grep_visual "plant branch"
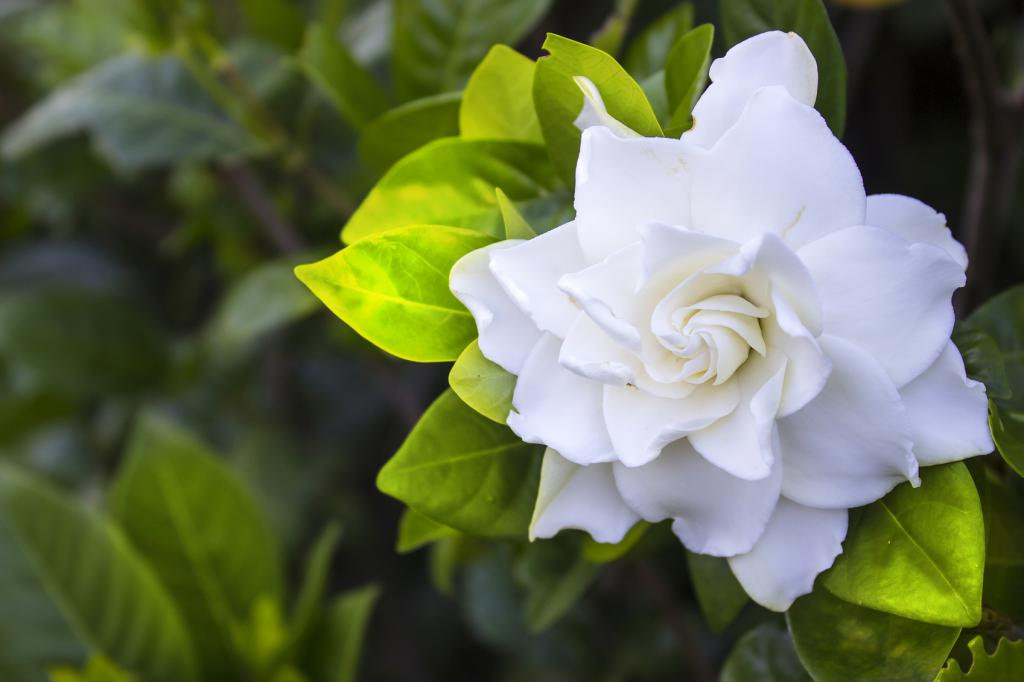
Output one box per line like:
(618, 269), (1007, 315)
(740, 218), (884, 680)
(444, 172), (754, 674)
(221, 163), (307, 254)
(946, 0), (1024, 312)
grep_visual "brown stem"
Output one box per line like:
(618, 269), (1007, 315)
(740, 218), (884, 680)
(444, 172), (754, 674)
(221, 164), (307, 254)
(946, 0), (1023, 313)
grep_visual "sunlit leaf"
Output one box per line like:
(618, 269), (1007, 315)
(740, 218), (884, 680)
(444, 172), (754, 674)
(460, 45), (543, 144)
(397, 507), (459, 553)
(664, 24), (713, 134)
(971, 465), (1024, 621)
(823, 463), (984, 627)
(534, 33), (663, 185)
(449, 340), (515, 424)
(358, 92), (461, 172)
(296, 226), (493, 362)
(936, 635), (1024, 680)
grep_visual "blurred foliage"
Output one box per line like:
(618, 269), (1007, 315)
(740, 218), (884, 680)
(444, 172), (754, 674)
(0, 1), (1023, 681)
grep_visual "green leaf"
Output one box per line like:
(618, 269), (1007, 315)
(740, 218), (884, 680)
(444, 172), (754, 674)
(720, 622), (811, 682)
(207, 255), (320, 358)
(0, 289), (166, 400)
(460, 45), (543, 144)
(588, 0), (640, 57)
(937, 635), (1024, 680)
(686, 551), (748, 632)
(0, 463), (196, 682)
(289, 523), (342, 653)
(449, 340), (516, 424)
(301, 585), (380, 682)
(623, 2), (694, 80)
(296, 226), (493, 362)
(581, 520), (648, 563)
(1, 55), (258, 171)
(238, 0), (306, 49)
(991, 400), (1024, 477)
(495, 187), (537, 240)
(109, 415), (283, 681)
(392, 0), (552, 100)
(787, 586), (960, 682)
(720, 0), (847, 136)
(397, 507), (460, 553)
(534, 33), (664, 185)
(953, 326), (1011, 400)
(972, 465), (1024, 621)
(377, 390), (542, 537)
(344, 138), (559, 243)
(358, 92), (462, 172)
(823, 462), (984, 627)
(663, 24), (714, 134)
(50, 655), (136, 682)
(298, 23), (391, 130)
(517, 537), (599, 632)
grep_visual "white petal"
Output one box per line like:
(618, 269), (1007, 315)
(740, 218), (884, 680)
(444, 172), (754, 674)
(900, 341), (993, 466)
(573, 76), (639, 139)
(688, 359), (787, 480)
(489, 220), (587, 338)
(798, 225), (965, 387)
(638, 223), (738, 282)
(558, 242), (645, 350)
(866, 194), (968, 270)
(574, 127), (694, 262)
(559, 313), (639, 385)
(684, 31), (817, 149)
(690, 86), (865, 248)
(728, 499), (847, 612)
(450, 242), (542, 374)
(612, 439), (782, 556)
(508, 333), (616, 465)
(530, 448), (640, 543)
(766, 291), (831, 417)
(778, 335), (918, 509)
(603, 381), (739, 467)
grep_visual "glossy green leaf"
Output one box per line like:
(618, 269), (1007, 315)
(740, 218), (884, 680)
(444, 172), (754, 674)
(495, 187), (537, 240)
(344, 138), (559, 243)
(937, 635), (1024, 680)
(207, 255), (320, 358)
(0, 463), (196, 682)
(720, 0), (847, 137)
(534, 33), (664, 185)
(296, 226), (493, 362)
(972, 465), (1024, 621)
(1, 55), (258, 171)
(110, 415), (283, 681)
(517, 537), (599, 632)
(377, 390), (542, 537)
(301, 584), (380, 682)
(788, 587), (959, 682)
(720, 622), (811, 682)
(952, 326), (1011, 400)
(289, 523), (342, 652)
(358, 92), (461, 172)
(392, 0), (552, 100)
(397, 507), (459, 553)
(686, 551), (748, 632)
(823, 463), (984, 627)
(0, 289), (166, 399)
(50, 656), (135, 682)
(991, 401), (1024, 478)
(664, 24), (713, 134)
(298, 23), (391, 130)
(623, 3), (694, 80)
(449, 340), (516, 424)
(461, 45), (543, 143)
(962, 285), (1024, 401)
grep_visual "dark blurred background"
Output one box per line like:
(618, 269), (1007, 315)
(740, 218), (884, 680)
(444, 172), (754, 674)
(0, 1), (1021, 680)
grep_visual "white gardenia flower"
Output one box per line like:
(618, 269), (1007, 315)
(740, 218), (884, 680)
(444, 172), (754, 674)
(449, 31), (993, 611)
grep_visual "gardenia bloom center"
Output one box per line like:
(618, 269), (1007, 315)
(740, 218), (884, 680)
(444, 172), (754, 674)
(449, 31), (993, 611)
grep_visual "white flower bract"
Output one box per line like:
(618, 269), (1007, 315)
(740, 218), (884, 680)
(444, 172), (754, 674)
(448, 31), (993, 612)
